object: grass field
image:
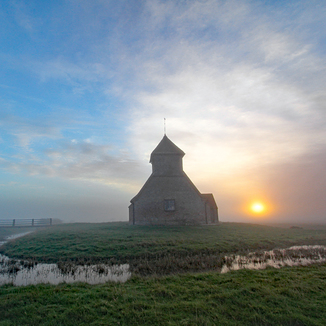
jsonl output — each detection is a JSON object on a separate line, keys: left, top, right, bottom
{"left": 1, "top": 222, "right": 326, "bottom": 325}
{"left": 1, "top": 264, "right": 326, "bottom": 325}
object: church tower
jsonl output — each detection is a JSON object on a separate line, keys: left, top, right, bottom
{"left": 129, "top": 135, "right": 218, "bottom": 225}
{"left": 150, "top": 135, "right": 185, "bottom": 176}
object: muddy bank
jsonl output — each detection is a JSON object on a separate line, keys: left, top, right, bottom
{"left": 129, "top": 245, "right": 326, "bottom": 276}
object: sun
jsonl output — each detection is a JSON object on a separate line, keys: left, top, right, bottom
{"left": 251, "top": 202, "right": 265, "bottom": 214}
{"left": 245, "top": 200, "right": 272, "bottom": 218}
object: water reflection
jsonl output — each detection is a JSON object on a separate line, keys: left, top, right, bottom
{"left": 221, "top": 245, "right": 326, "bottom": 273}
{"left": 0, "top": 254, "right": 131, "bottom": 286}
{"left": 0, "top": 232, "right": 31, "bottom": 247}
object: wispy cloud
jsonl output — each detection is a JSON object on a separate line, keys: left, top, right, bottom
{"left": 32, "top": 58, "right": 110, "bottom": 86}
{"left": 10, "top": 0, "right": 35, "bottom": 32}
{"left": 0, "top": 139, "right": 146, "bottom": 188}
{"left": 0, "top": 109, "right": 62, "bottom": 147}
{"left": 4, "top": 0, "right": 325, "bottom": 185}
{"left": 122, "top": 0, "right": 326, "bottom": 167}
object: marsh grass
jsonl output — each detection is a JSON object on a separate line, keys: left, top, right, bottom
{"left": 1, "top": 264, "right": 326, "bottom": 325}
{"left": 1, "top": 222, "right": 326, "bottom": 275}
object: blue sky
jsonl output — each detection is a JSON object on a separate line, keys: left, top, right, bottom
{"left": 1, "top": 0, "right": 326, "bottom": 223}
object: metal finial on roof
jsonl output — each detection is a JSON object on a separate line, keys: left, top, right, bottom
{"left": 164, "top": 118, "right": 166, "bottom": 135}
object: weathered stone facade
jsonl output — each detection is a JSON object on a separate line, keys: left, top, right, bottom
{"left": 129, "top": 135, "right": 218, "bottom": 225}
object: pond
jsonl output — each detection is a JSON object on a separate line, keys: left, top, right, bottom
{"left": 0, "top": 233, "right": 131, "bottom": 286}
{"left": 221, "top": 245, "right": 326, "bottom": 273}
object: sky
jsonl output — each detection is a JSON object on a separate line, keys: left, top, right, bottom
{"left": 0, "top": 0, "right": 325, "bottom": 224}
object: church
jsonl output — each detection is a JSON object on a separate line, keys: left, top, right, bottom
{"left": 129, "top": 135, "right": 218, "bottom": 225}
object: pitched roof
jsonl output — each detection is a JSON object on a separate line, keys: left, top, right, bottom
{"left": 150, "top": 135, "right": 185, "bottom": 162}
{"left": 201, "top": 193, "right": 218, "bottom": 209}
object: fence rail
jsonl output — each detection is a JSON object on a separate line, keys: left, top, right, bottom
{"left": 0, "top": 218, "right": 52, "bottom": 228}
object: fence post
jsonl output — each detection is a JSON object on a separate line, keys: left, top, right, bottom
{"left": 32, "top": 219, "right": 34, "bottom": 226}
{"left": 12, "top": 219, "right": 15, "bottom": 227}
{"left": 50, "top": 218, "right": 52, "bottom": 226}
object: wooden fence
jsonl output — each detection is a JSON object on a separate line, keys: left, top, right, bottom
{"left": 0, "top": 218, "right": 52, "bottom": 228}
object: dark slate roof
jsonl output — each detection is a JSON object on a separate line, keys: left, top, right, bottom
{"left": 201, "top": 193, "right": 218, "bottom": 209}
{"left": 130, "top": 173, "right": 202, "bottom": 203}
{"left": 150, "top": 135, "right": 185, "bottom": 162}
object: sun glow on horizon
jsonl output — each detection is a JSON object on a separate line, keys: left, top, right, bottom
{"left": 246, "top": 200, "right": 272, "bottom": 218}
{"left": 251, "top": 202, "right": 265, "bottom": 213}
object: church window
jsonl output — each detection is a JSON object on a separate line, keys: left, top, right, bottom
{"left": 164, "top": 199, "right": 175, "bottom": 211}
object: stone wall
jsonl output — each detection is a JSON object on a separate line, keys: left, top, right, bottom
{"left": 130, "top": 174, "right": 207, "bottom": 225}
